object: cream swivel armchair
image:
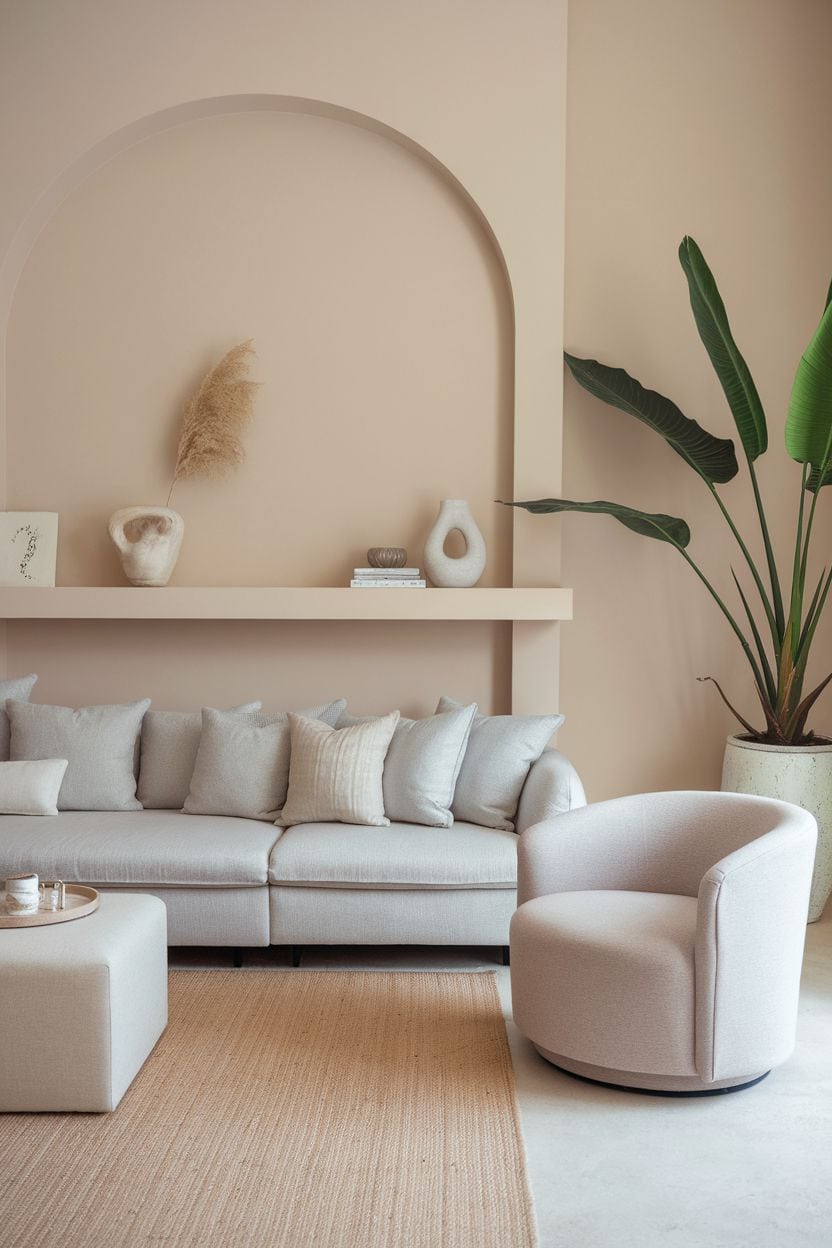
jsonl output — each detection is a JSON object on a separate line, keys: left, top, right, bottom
{"left": 510, "top": 792, "right": 817, "bottom": 1095}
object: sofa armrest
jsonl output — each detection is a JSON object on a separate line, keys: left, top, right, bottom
{"left": 515, "top": 748, "right": 586, "bottom": 835}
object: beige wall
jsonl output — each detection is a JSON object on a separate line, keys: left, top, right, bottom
{"left": 560, "top": 0, "right": 832, "bottom": 797}
{"left": 0, "top": 1, "right": 567, "bottom": 718}
{"left": 7, "top": 108, "right": 513, "bottom": 590}
{"left": 4, "top": 0, "right": 831, "bottom": 792}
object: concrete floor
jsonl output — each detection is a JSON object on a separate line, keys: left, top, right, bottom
{"left": 171, "top": 910, "right": 832, "bottom": 1248}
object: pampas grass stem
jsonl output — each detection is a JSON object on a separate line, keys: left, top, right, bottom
{"left": 167, "top": 340, "right": 259, "bottom": 506}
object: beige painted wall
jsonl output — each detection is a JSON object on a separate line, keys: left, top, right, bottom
{"left": 7, "top": 109, "right": 513, "bottom": 590}
{"left": 0, "top": 1, "right": 567, "bottom": 718}
{"left": 559, "top": 0, "right": 832, "bottom": 798}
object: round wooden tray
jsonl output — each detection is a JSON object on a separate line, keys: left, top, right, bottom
{"left": 0, "top": 885, "right": 100, "bottom": 928}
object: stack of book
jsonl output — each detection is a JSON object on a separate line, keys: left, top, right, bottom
{"left": 350, "top": 567, "right": 426, "bottom": 588}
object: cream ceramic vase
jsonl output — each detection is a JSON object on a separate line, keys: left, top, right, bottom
{"left": 423, "top": 499, "right": 487, "bottom": 588}
{"left": 108, "top": 507, "right": 184, "bottom": 587}
{"left": 721, "top": 735, "right": 832, "bottom": 922}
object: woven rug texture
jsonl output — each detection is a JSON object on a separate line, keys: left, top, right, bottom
{"left": 0, "top": 969, "right": 537, "bottom": 1247}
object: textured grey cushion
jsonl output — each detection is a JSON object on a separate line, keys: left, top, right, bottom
{"left": 138, "top": 701, "right": 262, "bottom": 810}
{"left": 0, "top": 809, "right": 281, "bottom": 886}
{"left": 278, "top": 712, "right": 400, "bottom": 827}
{"left": 184, "top": 699, "right": 346, "bottom": 821}
{"left": 338, "top": 703, "right": 477, "bottom": 826}
{"left": 437, "top": 696, "right": 564, "bottom": 831}
{"left": 0, "top": 759, "right": 68, "bottom": 815}
{"left": 8, "top": 699, "right": 150, "bottom": 811}
{"left": 269, "top": 820, "right": 517, "bottom": 888}
{"left": 0, "top": 673, "right": 37, "bottom": 760}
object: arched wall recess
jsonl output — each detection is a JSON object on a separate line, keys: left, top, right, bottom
{"left": 1, "top": 91, "right": 564, "bottom": 716}
{"left": 0, "top": 94, "right": 515, "bottom": 338}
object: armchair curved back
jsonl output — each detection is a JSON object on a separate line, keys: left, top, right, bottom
{"left": 517, "top": 790, "right": 811, "bottom": 904}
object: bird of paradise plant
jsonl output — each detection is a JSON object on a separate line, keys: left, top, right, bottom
{"left": 503, "top": 237, "right": 832, "bottom": 745}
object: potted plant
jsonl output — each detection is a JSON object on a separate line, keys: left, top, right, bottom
{"left": 503, "top": 237, "right": 832, "bottom": 921}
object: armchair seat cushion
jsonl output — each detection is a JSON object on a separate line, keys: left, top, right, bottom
{"left": 269, "top": 820, "right": 517, "bottom": 889}
{"left": 0, "top": 810, "right": 281, "bottom": 887}
{"left": 511, "top": 890, "right": 698, "bottom": 1077}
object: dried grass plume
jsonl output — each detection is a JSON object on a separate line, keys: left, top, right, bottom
{"left": 167, "top": 340, "right": 259, "bottom": 505}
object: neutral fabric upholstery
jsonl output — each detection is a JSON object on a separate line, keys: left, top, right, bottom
{"left": 339, "top": 703, "right": 477, "bottom": 827}
{"left": 0, "top": 672, "right": 37, "bottom": 759}
{"left": 515, "top": 748, "right": 587, "bottom": 831}
{"left": 511, "top": 791, "right": 817, "bottom": 1092}
{"left": 0, "top": 758, "right": 67, "bottom": 815}
{"left": 9, "top": 698, "right": 150, "bottom": 811}
{"left": 279, "top": 712, "right": 399, "bottom": 827}
{"left": 269, "top": 885, "right": 517, "bottom": 945}
{"left": 269, "top": 820, "right": 517, "bottom": 889}
{"left": 138, "top": 701, "right": 262, "bottom": 809}
{"left": 184, "top": 699, "right": 346, "bottom": 820}
{"left": 0, "top": 893, "right": 167, "bottom": 1111}
{"left": 0, "top": 732, "right": 587, "bottom": 950}
{"left": 98, "top": 885, "right": 271, "bottom": 947}
{"left": 512, "top": 891, "right": 698, "bottom": 1075}
{"left": 437, "top": 697, "right": 563, "bottom": 831}
{"left": 0, "top": 809, "right": 281, "bottom": 886}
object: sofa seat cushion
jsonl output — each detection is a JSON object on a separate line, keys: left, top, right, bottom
{"left": 0, "top": 810, "right": 281, "bottom": 887}
{"left": 269, "top": 820, "right": 517, "bottom": 890}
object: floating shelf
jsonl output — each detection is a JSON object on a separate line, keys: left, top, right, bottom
{"left": 0, "top": 586, "right": 572, "bottom": 622}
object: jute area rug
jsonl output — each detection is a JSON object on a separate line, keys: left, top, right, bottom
{"left": 0, "top": 970, "right": 536, "bottom": 1248}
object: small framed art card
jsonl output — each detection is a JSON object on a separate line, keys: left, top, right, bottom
{"left": 0, "top": 513, "right": 58, "bottom": 586}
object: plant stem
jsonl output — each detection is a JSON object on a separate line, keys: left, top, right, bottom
{"left": 748, "top": 458, "right": 786, "bottom": 637}
{"left": 706, "top": 481, "right": 780, "bottom": 659}
{"left": 789, "top": 464, "right": 809, "bottom": 663}
{"left": 675, "top": 545, "right": 769, "bottom": 705}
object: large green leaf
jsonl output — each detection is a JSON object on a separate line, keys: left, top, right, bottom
{"left": 786, "top": 299, "right": 832, "bottom": 475}
{"left": 679, "top": 236, "right": 768, "bottom": 460}
{"left": 503, "top": 498, "right": 690, "bottom": 546}
{"left": 807, "top": 464, "right": 832, "bottom": 492}
{"left": 564, "top": 354, "right": 738, "bottom": 484}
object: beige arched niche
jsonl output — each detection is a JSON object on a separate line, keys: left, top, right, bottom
{"left": 2, "top": 95, "right": 560, "bottom": 718}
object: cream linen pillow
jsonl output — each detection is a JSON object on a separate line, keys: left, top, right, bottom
{"left": 337, "top": 703, "right": 477, "bottom": 827}
{"left": 0, "top": 759, "right": 68, "bottom": 815}
{"left": 278, "top": 711, "right": 400, "bottom": 827}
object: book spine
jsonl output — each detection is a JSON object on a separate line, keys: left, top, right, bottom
{"left": 350, "top": 579, "right": 427, "bottom": 588}
{"left": 352, "top": 568, "right": 421, "bottom": 577}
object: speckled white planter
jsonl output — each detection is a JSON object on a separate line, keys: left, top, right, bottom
{"left": 722, "top": 735, "right": 832, "bottom": 922}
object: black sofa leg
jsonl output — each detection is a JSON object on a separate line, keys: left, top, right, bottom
{"left": 501, "top": 945, "right": 510, "bottom": 967}
{"left": 232, "top": 948, "right": 244, "bottom": 969}
{"left": 291, "top": 945, "right": 303, "bottom": 968}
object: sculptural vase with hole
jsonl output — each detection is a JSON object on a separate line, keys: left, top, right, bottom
{"left": 423, "top": 499, "right": 486, "bottom": 588}
{"left": 108, "top": 507, "right": 184, "bottom": 587}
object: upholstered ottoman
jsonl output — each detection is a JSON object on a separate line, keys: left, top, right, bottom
{"left": 0, "top": 893, "right": 168, "bottom": 1112}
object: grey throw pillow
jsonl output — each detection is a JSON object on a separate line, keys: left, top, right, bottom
{"left": 0, "top": 674, "right": 37, "bottom": 761}
{"left": 138, "top": 701, "right": 262, "bottom": 810}
{"left": 437, "top": 696, "right": 564, "bottom": 831}
{"left": 184, "top": 699, "right": 347, "bottom": 821}
{"left": 338, "top": 703, "right": 477, "bottom": 827}
{"left": 8, "top": 699, "right": 151, "bottom": 811}
{"left": 278, "top": 711, "right": 400, "bottom": 827}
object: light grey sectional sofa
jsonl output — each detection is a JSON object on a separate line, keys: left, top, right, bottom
{"left": 0, "top": 748, "right": 586, "bottom": 949}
